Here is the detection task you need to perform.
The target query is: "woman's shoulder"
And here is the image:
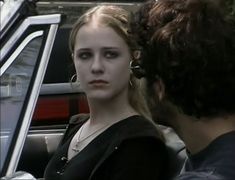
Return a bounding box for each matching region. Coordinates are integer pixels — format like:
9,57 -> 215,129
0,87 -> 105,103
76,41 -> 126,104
111,115 -> 164,144
69,113 -> 90,124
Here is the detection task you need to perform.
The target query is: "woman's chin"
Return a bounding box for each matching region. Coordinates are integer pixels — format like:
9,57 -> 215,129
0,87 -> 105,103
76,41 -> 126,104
86,92 -> 112,101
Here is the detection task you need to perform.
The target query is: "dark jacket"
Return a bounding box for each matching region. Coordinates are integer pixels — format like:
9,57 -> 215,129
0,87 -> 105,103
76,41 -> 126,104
177,131 -> 235,180
44,114 -> 169,180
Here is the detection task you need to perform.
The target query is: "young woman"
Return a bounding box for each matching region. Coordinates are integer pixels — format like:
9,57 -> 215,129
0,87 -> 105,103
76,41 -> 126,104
44,5 -> 168,180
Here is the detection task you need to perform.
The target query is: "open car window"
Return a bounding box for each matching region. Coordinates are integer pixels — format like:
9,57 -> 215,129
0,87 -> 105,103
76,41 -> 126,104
0,34 -> 43,172
0,0 -> 61,177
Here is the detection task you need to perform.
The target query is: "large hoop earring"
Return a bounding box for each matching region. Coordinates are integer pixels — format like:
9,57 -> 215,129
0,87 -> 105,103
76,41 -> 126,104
129,60 -> 145,79
70,74 -> 80,89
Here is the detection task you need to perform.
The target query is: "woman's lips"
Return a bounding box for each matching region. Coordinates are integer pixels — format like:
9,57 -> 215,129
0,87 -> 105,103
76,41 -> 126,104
89,80 -> 108,86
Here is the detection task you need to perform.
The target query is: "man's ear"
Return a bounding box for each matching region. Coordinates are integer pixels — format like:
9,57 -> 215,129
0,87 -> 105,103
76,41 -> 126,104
153,78 -> 165,101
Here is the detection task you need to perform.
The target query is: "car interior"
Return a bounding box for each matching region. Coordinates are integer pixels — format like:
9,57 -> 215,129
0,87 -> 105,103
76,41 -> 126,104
18,115 -> 186,179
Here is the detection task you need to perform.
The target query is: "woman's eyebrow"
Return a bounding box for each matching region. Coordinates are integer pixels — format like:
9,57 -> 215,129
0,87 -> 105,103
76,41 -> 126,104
75,48 -> 90,52
102,47 -> 119,50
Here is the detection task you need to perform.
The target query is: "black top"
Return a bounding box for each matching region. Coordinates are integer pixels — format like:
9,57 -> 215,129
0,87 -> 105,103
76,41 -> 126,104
44,115 -> 169,180
177,131 -> 235,180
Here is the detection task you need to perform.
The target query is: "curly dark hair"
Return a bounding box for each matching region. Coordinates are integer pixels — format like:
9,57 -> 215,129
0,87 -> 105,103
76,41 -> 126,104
131,0 -> 235,117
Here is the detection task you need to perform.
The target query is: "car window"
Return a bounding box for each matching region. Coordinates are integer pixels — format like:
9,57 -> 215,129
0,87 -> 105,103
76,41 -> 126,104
0,35 -> 43,172
0,0 -> 61,175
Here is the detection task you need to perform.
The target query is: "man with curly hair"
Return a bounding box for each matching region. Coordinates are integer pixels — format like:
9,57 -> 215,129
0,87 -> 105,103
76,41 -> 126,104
131,0 -> 235,179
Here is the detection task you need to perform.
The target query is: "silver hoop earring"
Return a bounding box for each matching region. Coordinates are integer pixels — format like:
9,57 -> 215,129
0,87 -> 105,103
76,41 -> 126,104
130,60 -> 141,71
70,74 -> 80,89
129,60 -> 145,79
129,60 -> 134,69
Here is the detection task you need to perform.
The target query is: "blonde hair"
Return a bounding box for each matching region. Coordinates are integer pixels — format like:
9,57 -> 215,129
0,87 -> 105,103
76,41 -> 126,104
69,5 -> 151,120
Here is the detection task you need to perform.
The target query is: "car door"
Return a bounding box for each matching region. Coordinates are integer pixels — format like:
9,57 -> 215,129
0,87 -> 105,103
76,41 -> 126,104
0,0 -> 61,178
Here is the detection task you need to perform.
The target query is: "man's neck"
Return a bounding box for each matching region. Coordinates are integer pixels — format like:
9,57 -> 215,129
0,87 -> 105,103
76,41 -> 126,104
173,114 -> 235,155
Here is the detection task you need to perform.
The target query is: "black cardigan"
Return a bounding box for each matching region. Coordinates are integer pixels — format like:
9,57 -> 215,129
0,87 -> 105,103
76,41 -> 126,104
44,114 -> 169,180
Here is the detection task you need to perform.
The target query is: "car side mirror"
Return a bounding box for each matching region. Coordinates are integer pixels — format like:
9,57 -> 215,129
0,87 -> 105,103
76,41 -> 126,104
1,171 -> 36,180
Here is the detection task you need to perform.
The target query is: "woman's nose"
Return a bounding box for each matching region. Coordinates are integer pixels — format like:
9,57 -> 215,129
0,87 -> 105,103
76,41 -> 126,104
91,56 -> 104,74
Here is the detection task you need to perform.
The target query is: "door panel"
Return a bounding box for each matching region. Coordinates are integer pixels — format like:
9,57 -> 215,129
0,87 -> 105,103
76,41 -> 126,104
17,128 -> 65,178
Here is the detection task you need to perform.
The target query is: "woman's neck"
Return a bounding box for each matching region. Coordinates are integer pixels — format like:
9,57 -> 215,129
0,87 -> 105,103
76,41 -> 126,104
87,97 -> 138,125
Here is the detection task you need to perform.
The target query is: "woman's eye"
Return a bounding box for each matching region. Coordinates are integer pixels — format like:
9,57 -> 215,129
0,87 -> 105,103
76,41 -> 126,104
77,52 -> 92,60
104,51 -> 119,59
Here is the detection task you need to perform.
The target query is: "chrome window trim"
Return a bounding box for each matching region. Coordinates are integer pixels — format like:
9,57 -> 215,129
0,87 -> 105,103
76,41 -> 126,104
0,0 -> 24,33
1,14 -> 61,60
0,13 -> 20,39
5,23 -> 60,176
0,31 -> 43,76
40,82 -> 84,95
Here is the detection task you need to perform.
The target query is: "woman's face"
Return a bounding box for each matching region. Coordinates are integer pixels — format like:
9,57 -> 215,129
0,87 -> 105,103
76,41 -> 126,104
73,23 -> 131,101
